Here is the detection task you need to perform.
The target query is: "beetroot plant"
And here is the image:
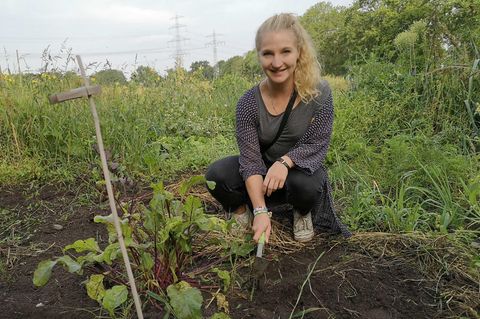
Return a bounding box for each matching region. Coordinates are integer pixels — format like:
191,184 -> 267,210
33,175 -> 231,318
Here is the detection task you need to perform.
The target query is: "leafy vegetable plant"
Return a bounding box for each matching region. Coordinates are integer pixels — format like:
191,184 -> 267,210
33,175 -> 231,318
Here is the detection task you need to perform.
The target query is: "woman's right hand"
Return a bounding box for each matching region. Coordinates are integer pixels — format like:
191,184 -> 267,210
252,213 -> 271,244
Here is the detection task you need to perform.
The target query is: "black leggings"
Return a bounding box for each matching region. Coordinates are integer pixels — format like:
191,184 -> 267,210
205,155 -> 326,216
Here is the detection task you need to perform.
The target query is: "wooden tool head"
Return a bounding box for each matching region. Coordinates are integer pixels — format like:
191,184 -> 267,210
49,85 -> 101,104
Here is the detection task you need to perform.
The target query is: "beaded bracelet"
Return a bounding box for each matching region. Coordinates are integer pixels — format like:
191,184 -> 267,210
253,207 -> 268,215
253,207 -> 272,218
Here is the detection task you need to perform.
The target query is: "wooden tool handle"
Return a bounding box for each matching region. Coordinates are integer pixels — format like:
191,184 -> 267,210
49,85 -> 101,104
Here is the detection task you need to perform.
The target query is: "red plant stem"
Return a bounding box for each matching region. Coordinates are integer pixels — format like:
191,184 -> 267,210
186,255 -> 229,277
84,264 -> 126,286
199,285 -> 220,290
130,246 -> 141,265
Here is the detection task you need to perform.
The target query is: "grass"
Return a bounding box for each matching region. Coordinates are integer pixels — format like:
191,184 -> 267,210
1,67 -> 478,235
0,206 -> 40,282
0,207 -> 39,246
0,70 -> 248,185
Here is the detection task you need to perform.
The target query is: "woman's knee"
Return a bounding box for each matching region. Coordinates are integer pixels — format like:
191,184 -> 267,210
205,155 -> 241,185
285,168 -> 326,206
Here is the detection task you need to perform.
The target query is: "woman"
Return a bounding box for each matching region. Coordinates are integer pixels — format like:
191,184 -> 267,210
206,13 -> 350,243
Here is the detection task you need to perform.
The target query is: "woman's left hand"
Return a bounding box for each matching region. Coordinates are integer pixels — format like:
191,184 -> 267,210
263,162 -> 288,196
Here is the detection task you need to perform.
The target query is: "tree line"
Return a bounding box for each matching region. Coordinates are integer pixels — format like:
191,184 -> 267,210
84,0 -> 479,85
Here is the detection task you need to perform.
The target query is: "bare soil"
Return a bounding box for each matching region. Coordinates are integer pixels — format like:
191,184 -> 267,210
0,183 -> 472,319
1,184 -> 105,319
226,240 -> 437,319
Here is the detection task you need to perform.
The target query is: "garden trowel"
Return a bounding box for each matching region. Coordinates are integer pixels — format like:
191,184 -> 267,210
251,232 -> 269,289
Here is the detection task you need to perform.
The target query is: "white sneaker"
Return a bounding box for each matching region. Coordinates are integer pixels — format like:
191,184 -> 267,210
232,207 -> 253,234
293,210 -> 314,242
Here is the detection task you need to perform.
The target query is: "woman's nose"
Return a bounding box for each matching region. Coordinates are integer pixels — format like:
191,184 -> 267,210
272,55 -> 282,68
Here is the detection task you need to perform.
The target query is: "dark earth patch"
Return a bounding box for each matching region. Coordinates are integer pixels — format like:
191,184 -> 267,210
0,184 -> 468,319
1,184 -> 105,319
225,241 -> 437,319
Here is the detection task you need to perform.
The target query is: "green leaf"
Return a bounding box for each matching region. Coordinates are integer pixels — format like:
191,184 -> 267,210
64,238 -> 100,253
94,214 -> 118,243
162,216 -> 185,246
140,252 -> 154,271
206,180 -> 216,190
77,252 -> 98,265
149,182 -> 174,215
230,241 -> 254,257
144,207 -> 163,232
94,214 -> 133,245
147,290 -> 168,304
467,182 -> 480,207
86,274 -> 106,302
102,243 -> 121,265
169,250 -> 179,282
184,195 -> 203,219
33,260 -> 57,286
167,281 -> 203,319
471,255 -> 480,269
179,175 -> 208,196
94,213 -> 115,224
121,220 -> 134,247
196,216 -> 227,232
102,285 -> 128,316
212,268 -> 231,292
57,255 -> 82,273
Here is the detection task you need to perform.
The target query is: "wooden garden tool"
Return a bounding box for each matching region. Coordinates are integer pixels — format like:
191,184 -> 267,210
48,85 -> 101,104
49,55 -> 144,319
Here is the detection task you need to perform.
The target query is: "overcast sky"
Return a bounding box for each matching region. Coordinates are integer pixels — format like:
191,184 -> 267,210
1,0 -> 353,76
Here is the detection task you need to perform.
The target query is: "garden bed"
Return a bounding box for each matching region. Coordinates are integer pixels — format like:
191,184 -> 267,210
0,183 -> 477,319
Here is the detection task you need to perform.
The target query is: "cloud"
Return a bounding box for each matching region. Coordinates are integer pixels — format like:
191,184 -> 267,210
131,34 -> 171,44
89,4 -> 173,25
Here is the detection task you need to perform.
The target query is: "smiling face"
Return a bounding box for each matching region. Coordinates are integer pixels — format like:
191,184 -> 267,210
258,30 -> 299,86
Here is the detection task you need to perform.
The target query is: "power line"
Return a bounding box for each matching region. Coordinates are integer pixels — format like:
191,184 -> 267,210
0,33 -> 171,41
2,45 -> 208,58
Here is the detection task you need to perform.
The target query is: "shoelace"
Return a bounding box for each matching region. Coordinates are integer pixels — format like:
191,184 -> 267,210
295,215 -> 308,231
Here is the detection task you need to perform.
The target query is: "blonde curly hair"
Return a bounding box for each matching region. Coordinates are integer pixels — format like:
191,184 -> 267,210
255,13 -> 322,102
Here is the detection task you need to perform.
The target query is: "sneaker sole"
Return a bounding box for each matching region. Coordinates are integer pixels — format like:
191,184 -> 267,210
294,231 -> 314,242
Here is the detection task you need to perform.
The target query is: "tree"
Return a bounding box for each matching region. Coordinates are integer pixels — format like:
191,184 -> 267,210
92,69 -> 127,85
341,0 -> 480,66
189,60 -> 214,80
216,53 -> 263,79
130,66 -> 161,86
242,50 -> 263,79
219,56 -> 244,76
299,0 -> 480,73
301,2 -> 349,75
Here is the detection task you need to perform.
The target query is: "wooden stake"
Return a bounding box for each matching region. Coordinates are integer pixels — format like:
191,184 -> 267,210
75,55 -> 144,319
